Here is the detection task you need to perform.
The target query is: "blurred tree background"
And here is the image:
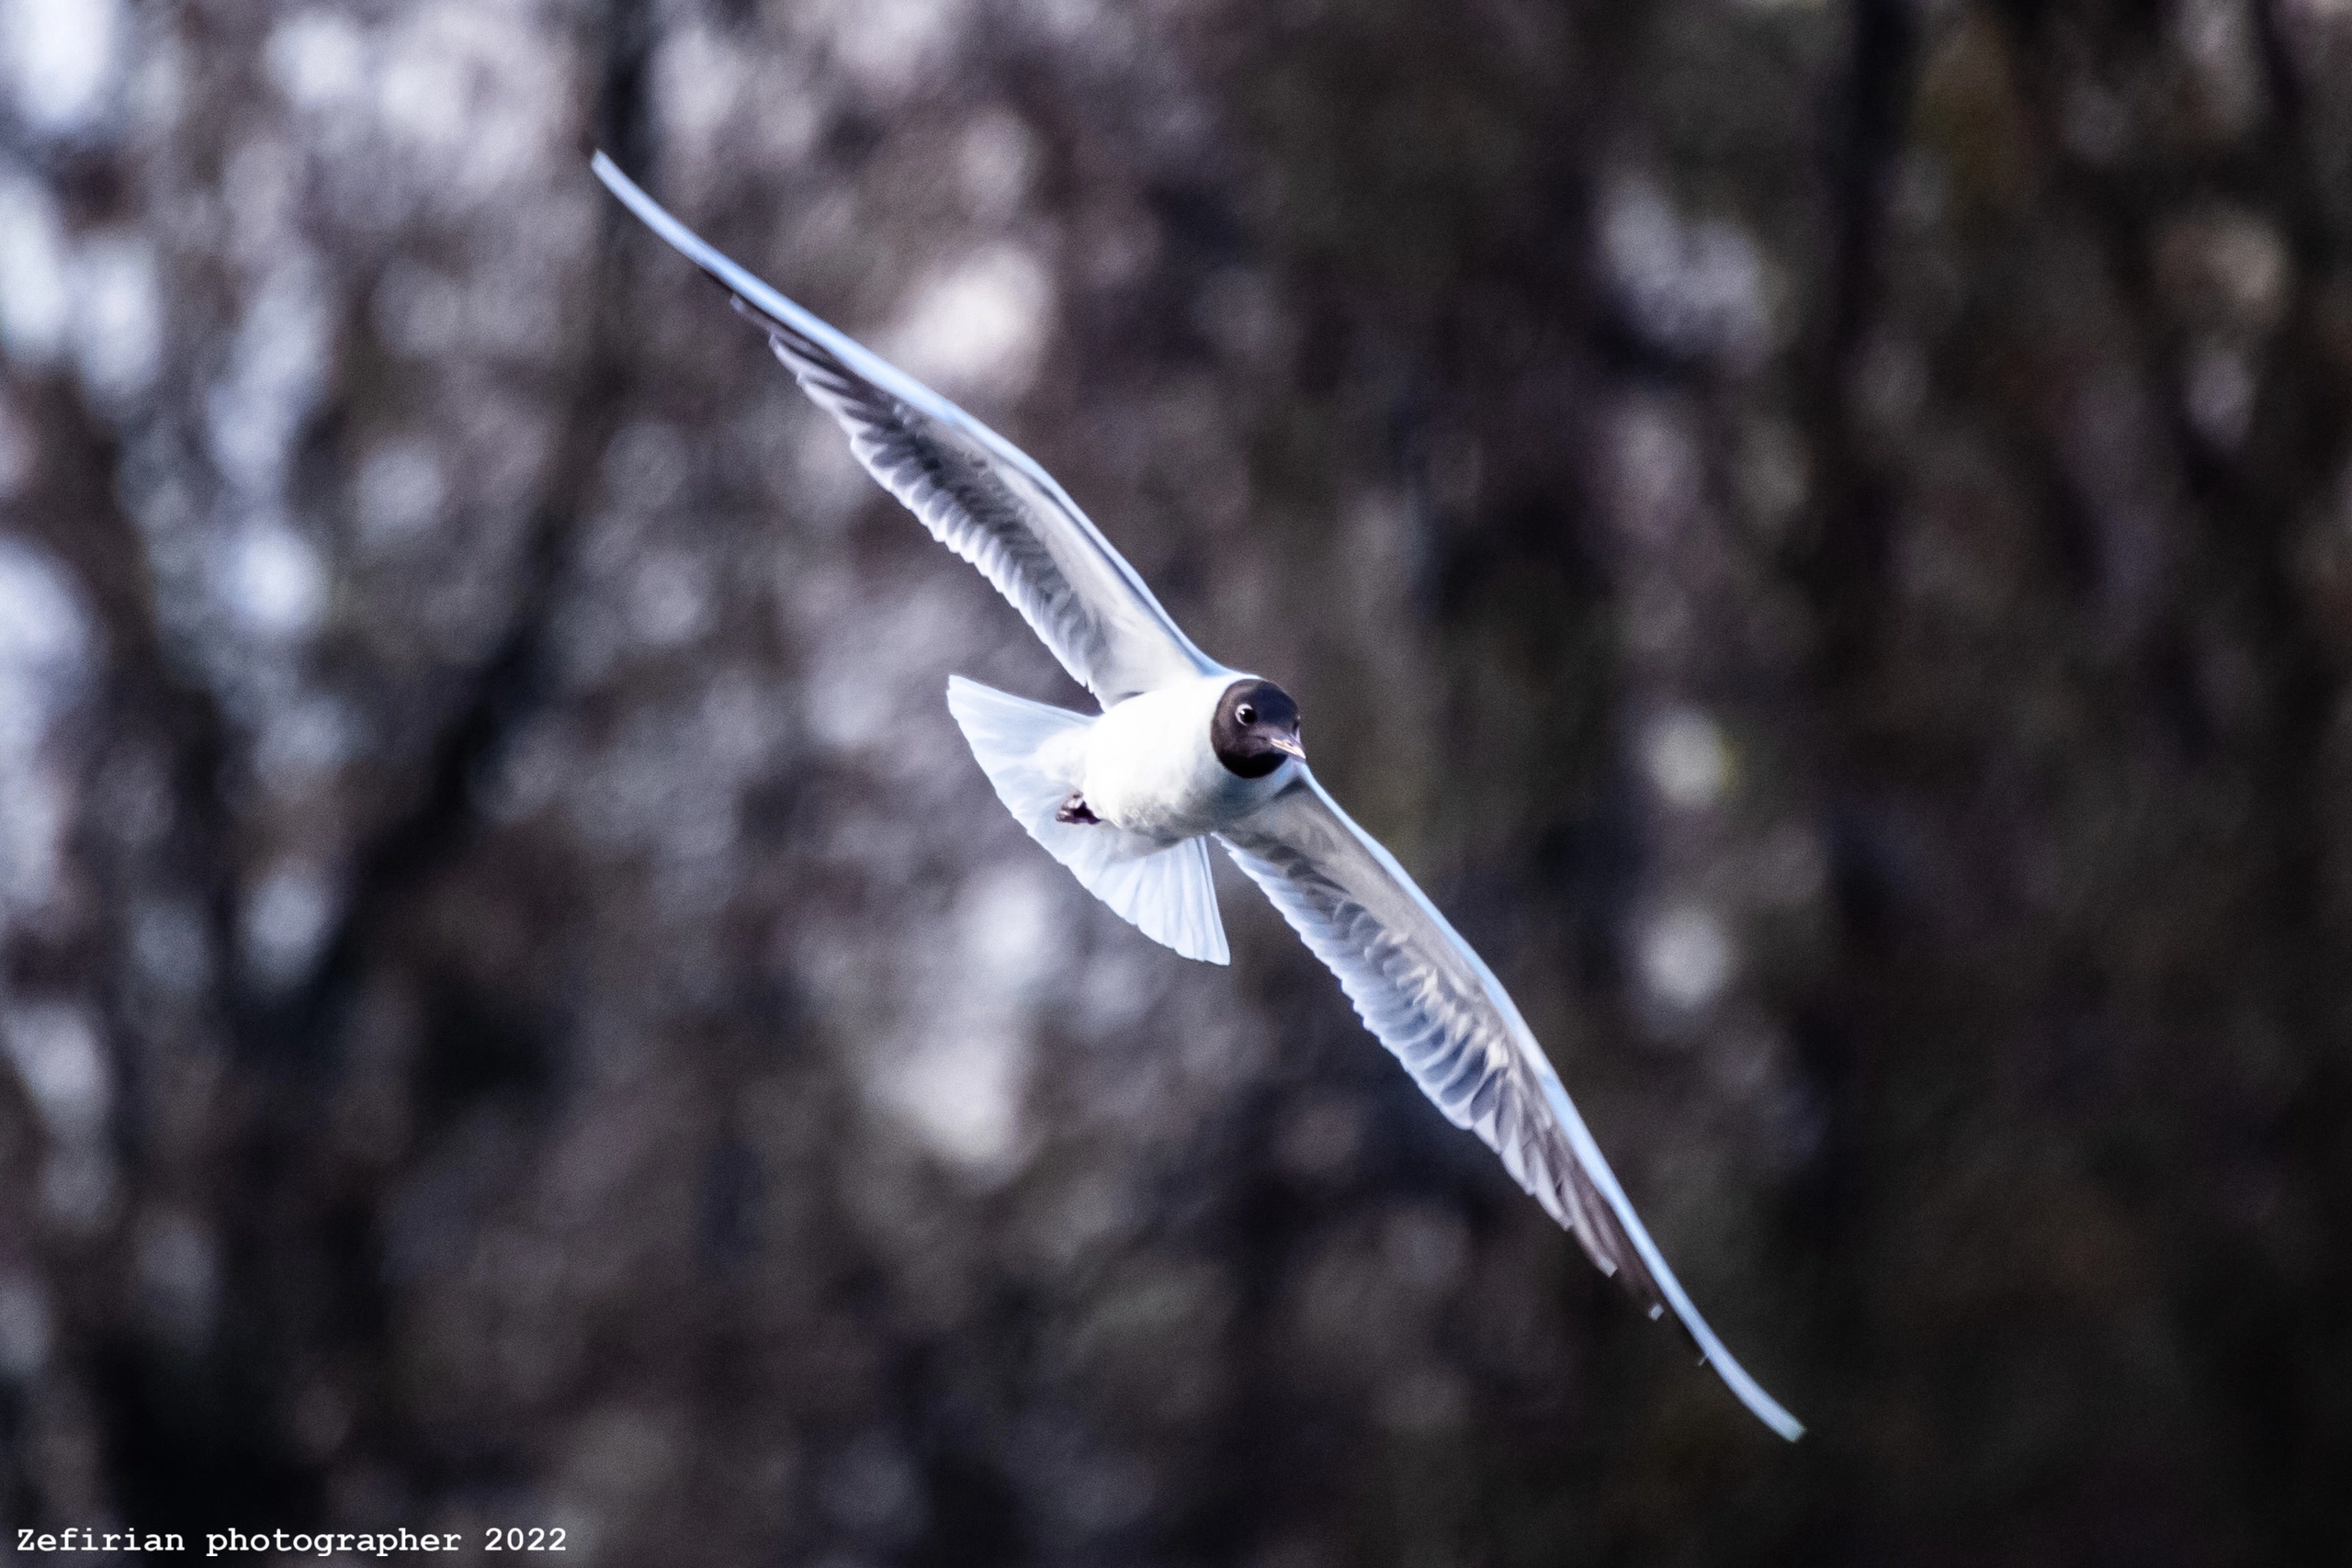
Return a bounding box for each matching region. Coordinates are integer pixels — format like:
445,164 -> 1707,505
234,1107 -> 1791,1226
1,0 -> 2348,1562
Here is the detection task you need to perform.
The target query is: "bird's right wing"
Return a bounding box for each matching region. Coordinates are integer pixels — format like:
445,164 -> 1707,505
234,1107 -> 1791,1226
1218,768 -> 1802,1439
593,152 -> 1225,707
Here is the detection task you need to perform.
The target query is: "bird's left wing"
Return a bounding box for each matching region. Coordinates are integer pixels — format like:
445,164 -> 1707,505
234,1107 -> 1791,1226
592,152 -> 1225,707
1217,768 -> 1803,1439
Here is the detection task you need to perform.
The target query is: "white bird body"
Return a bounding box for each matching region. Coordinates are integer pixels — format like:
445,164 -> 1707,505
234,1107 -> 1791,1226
593,152 -> 1804,1442
1068,676 -> 1295,841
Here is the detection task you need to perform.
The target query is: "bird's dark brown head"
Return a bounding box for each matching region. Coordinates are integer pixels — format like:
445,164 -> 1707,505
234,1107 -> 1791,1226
1212,679 -> 1304,778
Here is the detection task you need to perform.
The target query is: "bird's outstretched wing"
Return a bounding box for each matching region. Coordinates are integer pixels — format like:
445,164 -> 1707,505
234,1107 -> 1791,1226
1217,769 -> 1803,1439
592,152 -> 1226,707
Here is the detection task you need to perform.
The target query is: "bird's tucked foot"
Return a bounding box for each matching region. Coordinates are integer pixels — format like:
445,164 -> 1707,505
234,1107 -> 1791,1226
1055,791 -> 1100,826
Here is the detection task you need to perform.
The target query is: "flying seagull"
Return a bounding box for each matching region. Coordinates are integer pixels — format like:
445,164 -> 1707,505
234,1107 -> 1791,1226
591,152 -> 1803,1440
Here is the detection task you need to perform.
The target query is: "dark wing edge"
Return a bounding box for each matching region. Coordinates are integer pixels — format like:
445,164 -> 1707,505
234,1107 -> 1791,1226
590,151 -> 1222,706
1217,770 -> 1804,1440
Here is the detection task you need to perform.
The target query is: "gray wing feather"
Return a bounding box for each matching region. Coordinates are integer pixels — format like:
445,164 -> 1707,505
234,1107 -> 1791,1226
1218,771 -> 1804,1440
592,152 -> 1224,707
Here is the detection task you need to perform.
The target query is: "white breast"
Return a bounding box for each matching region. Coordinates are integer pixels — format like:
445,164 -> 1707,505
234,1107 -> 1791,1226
1080,674 -> 1289,841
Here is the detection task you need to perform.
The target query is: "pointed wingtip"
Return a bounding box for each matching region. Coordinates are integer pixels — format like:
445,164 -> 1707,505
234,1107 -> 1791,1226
1758,1397 -> 1806,1442
1528,1073 -> 1805,1439
1699,1349 -> 1805,1441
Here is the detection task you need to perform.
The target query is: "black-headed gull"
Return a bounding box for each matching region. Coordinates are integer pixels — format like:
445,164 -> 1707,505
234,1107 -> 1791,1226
592,152 -> 1802,1440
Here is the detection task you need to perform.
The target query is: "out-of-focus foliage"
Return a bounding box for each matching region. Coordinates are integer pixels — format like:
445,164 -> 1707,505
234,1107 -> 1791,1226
0,0 -> 2347,1562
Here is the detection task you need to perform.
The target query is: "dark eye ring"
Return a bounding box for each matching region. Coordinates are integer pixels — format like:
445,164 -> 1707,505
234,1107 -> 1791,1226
1236,704 -> 1256,725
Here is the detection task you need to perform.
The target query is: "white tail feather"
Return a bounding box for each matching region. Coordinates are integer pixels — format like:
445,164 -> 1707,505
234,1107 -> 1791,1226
945,676 -> 1229,964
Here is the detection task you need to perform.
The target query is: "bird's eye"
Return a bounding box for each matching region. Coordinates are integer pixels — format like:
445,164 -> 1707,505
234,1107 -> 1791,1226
1236,704 -> 1256,725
